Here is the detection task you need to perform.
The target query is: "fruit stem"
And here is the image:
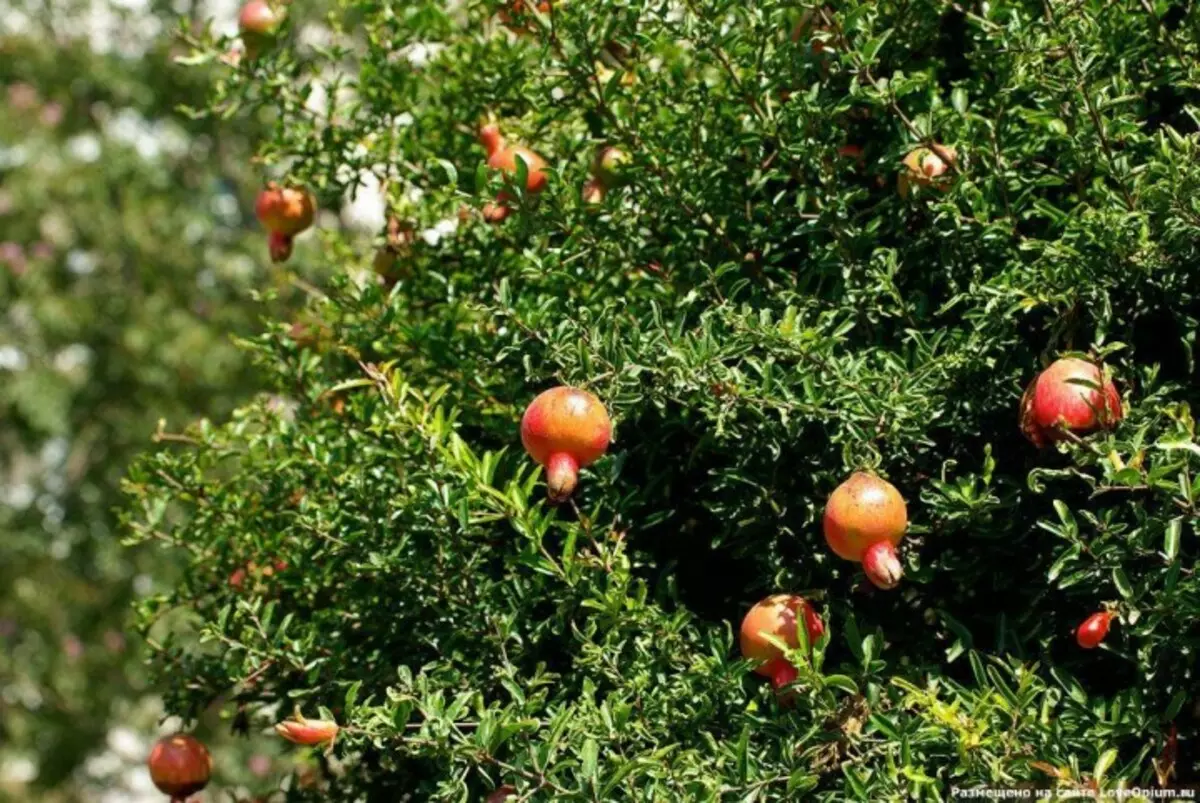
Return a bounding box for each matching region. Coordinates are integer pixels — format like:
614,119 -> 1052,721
545,452 -> 579,503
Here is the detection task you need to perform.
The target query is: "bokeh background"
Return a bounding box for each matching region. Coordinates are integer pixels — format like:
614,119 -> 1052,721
0,0 -> 379,797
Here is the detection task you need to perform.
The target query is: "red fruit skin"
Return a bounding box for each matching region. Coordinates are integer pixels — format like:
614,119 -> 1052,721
1076,611 -> 1113,649
739,594 -> 825,678
898,144 -> 956,197
268,230 -> 294,263
255,184 -> 316,237
276,718 -> 339,746
238,0 -> 283,57
1020,358 -> 1122,447
488,145 -> 549,194
770,661 -> 800,706
521,387 -> 612,502
498,0 -> 551,33
823,473 -> 908,563
147,734 -> 212,799
862,540 -> 903,590
486,785 -> 517,803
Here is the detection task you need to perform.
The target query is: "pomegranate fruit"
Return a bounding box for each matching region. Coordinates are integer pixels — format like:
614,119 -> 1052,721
823,473 -> 908,590
520,386 -> 612,502
255,183 -> 317,263
238,0 -> 284,58
479,124 -> 548,222
147,734 -> 212,801
898,144 -> 957,197
485,785 -> 517,803
739,594 -> 825,678
276,714 -> 339,746
498,0 -> 551,33
1075,611 -> 1113,649
581,177 -> 606,206
1019,357 -> 1122,447
592,145 -> 630,189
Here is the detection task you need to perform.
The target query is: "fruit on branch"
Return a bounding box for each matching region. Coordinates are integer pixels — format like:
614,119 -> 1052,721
520,386 -> 612,502
581,177 -> 606,206
478,123 -> 548,222
147,734 -> 212,801
592,145 -> 630,189
485,785 -> 517,803
498,0 -> 551,33
373,216 -> 417,283
1019,357 -> 1122,448
898,144 -> 957,197
276,714 -> 340,747
824,473 -> 908,590
739,594 -> 825,679
255,183 -> 316,263
238,0 -> 284,59
1075,611 -> 1114,649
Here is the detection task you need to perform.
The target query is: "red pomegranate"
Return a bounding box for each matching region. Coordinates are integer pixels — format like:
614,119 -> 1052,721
1019,357 -> 1122,447
824,473 -> 908,590
147,734 -> 212,801
520,387 -> 612,502
898,144 -> 956,197
255,183 -> 316,263
238,0 -> 284,58
1075,611 -> 1114,649
480,124 -> 548,222
739,594 -> 825,679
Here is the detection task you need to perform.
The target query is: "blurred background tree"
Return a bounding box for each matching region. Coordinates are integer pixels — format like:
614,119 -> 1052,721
0,0 -> 347,797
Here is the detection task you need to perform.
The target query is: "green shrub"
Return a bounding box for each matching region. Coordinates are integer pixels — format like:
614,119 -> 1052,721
127,0 -> 1200,799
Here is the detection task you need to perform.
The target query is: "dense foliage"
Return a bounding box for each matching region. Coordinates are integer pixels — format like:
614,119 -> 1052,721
127,0 -> 1200,799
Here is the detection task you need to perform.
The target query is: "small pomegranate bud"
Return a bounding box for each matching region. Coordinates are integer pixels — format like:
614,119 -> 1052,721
486,785 -> 517,803
268,231 -> 294,263
1020,357 -> 1122,447
739,594 -> 824,677
581,177 -> 606,206
823,473 -> 908,586
1076,611 -> 1114,649
238,0 -> 284,58
862,539 -> 903,590
898,144 -> 957,197
147,734 -> 212,800
276,715 -> 339,747
520,387 -> 612,502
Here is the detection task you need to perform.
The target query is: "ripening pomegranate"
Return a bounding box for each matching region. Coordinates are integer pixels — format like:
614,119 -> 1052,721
581,177 -> 606,206
824,473 -> 908,590
147,734 -> 212,801
238,0 -> 284,58
520,387 -> 612,502
1075,611 -> 1114,649
1019,357 -> 1122,448
480,124 -> 548,222
898,144 -> 957,197
498,0 -> 551,33
276,714 -> 339,747
255,183 -> 316,262
486,785 -> 517,803
592,145 -> 630,189
739,594 -> 825,680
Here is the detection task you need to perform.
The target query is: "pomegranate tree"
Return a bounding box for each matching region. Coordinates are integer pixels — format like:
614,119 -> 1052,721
1019,357 -> 1122,447
479,123 -> 548,222
739,594 -> 825,688
254,183 -> 316,262
146,734 -> 212,801
520,387 -> 612,502
823,473 -> 908,589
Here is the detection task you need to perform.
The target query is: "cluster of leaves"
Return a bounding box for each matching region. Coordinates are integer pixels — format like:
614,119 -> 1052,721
0,10 -> 310,797
128,0 -> 1200,799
